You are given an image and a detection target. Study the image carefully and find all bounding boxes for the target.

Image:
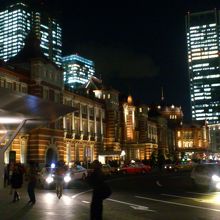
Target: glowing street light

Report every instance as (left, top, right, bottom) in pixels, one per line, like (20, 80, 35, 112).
(120, 150, 126, 157)
(120, 150, 126, 164)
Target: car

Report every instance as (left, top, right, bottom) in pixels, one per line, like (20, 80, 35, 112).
(101, 164, 113, 176)
(173, 161, 193, 172)
(69, 165, 88, 180)
(38, 167, 56, 189)
(136, 163, 151, 173)
(101, 164, 119, 175)
(190, 163, 220, 190)
(38, 166, 71, 189)
(118, 163, 151, 174)
(163, 164, 175, 172)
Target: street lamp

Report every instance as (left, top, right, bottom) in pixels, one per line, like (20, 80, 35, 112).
(120, 150, 126, 164)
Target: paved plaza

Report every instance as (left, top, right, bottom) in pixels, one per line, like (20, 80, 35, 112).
(0, 182, 92, 220)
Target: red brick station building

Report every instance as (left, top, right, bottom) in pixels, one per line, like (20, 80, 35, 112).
(0, 32, 211, 172)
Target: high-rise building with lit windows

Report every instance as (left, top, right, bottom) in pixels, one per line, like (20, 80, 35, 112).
(62, 54, 95, 89)
(186, 10, 220, 124)
(0, 0, 62, 66)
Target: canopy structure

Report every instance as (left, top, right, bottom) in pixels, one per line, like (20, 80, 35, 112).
(0, 87, 77, 147)
(0, 87, 76, 188)
(0, 88, 76, 124)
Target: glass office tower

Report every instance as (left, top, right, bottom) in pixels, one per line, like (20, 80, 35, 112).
(62, 54, 95, 89)
(0, 0, 62, 66)
(186, 10, 220, 124)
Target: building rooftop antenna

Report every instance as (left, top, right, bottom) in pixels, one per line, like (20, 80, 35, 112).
(161, 86, 164, 102)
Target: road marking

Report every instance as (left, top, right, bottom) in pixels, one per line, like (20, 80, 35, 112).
(135, 196, 220, 212)
(71, 189, 92, 198)
(130, 205, 151, 211)
(187, 191, 214, 196)
(161, 193, 204, 202)
(156, 181, 162, 187)
(82, 200, 90, 204)
(107, 198, 155, 212)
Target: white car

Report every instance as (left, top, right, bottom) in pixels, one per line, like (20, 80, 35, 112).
(190, 163, 220, 190)
(69, 165, 88, 180)
(39, 166, 71, 189)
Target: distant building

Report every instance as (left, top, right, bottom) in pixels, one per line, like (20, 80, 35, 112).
(82, 76, 122, 163)
(135, 104, 158, 160)
(120, 96, 158, 161)
(186, 10, 220, 124)
(0, 32, 104, 167)
(0, 27, 215, 165)
(208, 124, 220, 153)
(159, 104, 183, 124)
(175, 121, 210, 160)
(0, 0, 62, 66)
(147, 90, 184, 157)
(62, 54, 95, 89)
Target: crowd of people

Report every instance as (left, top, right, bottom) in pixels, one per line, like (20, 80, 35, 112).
(4, 162, 37, 204)
(3, 159, 112, 219)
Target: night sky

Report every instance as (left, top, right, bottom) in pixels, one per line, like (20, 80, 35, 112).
(47, 0, 220, 122)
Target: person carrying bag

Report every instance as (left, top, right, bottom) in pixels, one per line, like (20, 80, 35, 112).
(88, 160, 112, 220)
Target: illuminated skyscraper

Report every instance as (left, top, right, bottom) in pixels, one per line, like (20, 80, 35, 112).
(186, 10, 220, 124)
(0, 0, 62, 66)
(62, 54, 95, 89)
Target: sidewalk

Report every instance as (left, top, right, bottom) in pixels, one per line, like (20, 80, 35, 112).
(0, 183, 91, 220)
(0, 183, 34, 220)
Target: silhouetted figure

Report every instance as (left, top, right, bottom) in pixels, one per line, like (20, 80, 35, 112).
(27, 164, 37, 205)
(54, 164, 66, 199)
(88, 160, 112, 220)
(4, 164, 9, 188)
(11, 164, 23, 202)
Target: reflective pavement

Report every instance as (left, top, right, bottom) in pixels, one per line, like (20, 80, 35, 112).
(0, 182, 91, 220)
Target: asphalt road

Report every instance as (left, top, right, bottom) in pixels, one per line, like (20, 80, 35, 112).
(1, 171, 220, 220)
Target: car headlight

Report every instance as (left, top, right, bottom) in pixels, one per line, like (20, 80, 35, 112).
(216, 182, 220, 189)
(212, 174, 220, 182)
(64, 174, 71, 183)
(46, 175, 54, 184)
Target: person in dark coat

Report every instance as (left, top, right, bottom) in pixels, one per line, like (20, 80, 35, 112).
(27, 165, 37, 205)
(88, 160, 111, 220)
(10, 164, 23, 202)
(4, 164, 9, 188)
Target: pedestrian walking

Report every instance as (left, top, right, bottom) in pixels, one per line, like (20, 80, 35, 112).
(88, 160, 112, 220)
(54, 162, 66, 199)
(10, 164, 23, 202)
(4, 164, 9, 188)
(26, 164, 37, 205)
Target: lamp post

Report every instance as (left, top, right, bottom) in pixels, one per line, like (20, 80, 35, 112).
(120, 150, 126, 165)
